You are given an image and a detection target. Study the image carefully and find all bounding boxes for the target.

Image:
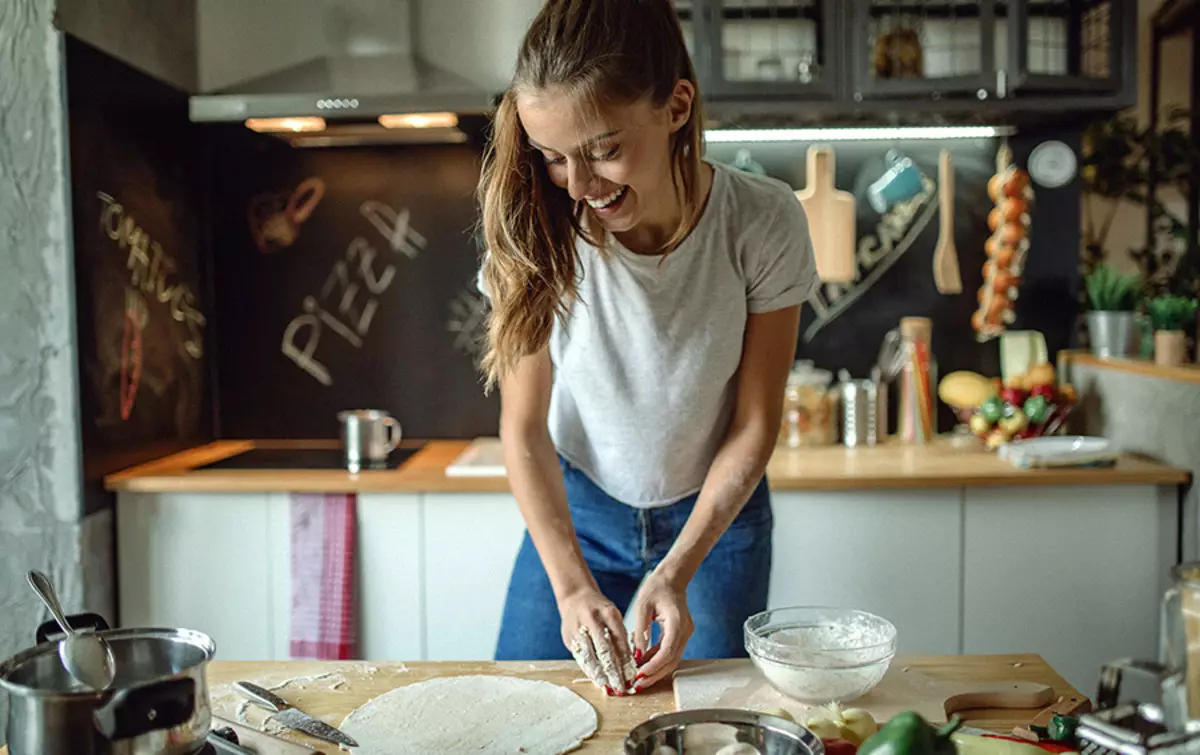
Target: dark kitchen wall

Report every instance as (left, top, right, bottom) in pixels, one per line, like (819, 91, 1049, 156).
(706, 130, 1082, 416)
(206, 125, 1081, 440)
(65, 36, 215, 514)
(206, 127, 496, 440)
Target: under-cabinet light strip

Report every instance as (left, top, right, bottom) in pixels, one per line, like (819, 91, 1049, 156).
(703, 126, 1012, 143)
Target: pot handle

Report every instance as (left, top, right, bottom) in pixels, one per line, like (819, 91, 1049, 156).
(94, 677, 197, 741)
(35, 612, 110, 644)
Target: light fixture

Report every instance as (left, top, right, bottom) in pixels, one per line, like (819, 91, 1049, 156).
(703, 125, 1012, 143)
(244, 117, 327, 134)
(378, 112, 459, 129)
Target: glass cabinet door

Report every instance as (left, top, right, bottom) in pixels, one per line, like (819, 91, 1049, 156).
(698, 0, 840, 98)
(1001, 0, 1129, 94)
(849, 0, 997, 100)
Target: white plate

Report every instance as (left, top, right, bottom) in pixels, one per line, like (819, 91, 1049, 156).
(998, 436, 1117, 469)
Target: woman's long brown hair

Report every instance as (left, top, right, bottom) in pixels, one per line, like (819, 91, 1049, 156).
(477, 0, 706, 390)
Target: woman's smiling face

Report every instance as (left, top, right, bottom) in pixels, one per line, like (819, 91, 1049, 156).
(516, 85, 692, 241)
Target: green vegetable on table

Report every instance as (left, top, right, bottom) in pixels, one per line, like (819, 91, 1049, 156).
(858, 712, 961, 755)
(1048, 714, 1078, 744)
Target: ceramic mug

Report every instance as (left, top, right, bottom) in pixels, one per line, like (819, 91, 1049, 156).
(868, 150, 925, 213)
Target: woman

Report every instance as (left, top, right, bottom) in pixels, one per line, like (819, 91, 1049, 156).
(477, 0, 817, 696)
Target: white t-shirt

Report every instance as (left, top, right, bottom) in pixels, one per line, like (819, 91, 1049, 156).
(482, 160, 818, 508)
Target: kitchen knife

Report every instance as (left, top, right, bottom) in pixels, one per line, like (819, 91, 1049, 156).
(234, 680, 359, 748)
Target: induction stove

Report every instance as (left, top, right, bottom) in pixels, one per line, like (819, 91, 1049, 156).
(193, 444, 424, 471)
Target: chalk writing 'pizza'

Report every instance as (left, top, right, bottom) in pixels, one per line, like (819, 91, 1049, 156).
(281, 201, 427, 386)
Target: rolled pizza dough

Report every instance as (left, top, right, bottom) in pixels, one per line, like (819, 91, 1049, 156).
(339, 675, 598, 754)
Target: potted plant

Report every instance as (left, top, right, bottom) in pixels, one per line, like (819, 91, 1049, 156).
(1084, 265, 1142, 359)
(1146, 294, 1199, 366)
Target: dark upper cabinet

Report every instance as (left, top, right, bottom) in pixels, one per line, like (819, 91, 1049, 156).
(674, 0, 1136, 117)
(677, 0, 843, 99)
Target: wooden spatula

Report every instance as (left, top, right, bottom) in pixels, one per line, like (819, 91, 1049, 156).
(795, 145, 857, 283)
(933, 149, 963, 294)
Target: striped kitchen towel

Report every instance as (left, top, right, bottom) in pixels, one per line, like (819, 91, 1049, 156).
(289, 493, 357, 660)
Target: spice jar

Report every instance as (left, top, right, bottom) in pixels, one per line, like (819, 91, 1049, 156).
(779, 361, 839, 447)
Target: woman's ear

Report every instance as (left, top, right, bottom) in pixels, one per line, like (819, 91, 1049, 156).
(666, 79, 695, 133)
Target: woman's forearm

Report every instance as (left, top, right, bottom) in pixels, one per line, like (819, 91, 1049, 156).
(654, 420, 776, 587)
(501, 426, 598, 602)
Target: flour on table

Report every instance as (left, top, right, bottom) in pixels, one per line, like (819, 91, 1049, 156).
(339, 675, 598, 755)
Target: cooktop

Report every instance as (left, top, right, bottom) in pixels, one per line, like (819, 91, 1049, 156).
(193, 445, 424, 471)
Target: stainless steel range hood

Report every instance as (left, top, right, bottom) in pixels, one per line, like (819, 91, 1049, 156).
(189, 0, 498, 124)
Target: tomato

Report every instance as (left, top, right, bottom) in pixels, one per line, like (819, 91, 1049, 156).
(823, 737, 859, 755)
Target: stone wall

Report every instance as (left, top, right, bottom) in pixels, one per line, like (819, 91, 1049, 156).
(0, 0, 91, 744)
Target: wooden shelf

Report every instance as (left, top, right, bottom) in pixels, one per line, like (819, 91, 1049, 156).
(1060, 350, 1200, 386)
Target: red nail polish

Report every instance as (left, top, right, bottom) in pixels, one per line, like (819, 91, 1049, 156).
(635, 673, 646, 681)
(634, 648, 643, 663)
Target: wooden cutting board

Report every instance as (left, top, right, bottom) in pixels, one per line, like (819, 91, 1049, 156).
(674, 659, 1055, 725)
(795, 145, 857, 283)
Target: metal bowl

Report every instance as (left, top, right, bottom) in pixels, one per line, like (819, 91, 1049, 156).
(625, 708, 825, 755)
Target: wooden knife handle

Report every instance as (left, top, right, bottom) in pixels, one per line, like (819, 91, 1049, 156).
(943, 682, 1055, 716)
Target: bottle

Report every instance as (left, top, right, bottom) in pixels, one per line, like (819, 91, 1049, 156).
(897, 317, 938, 444)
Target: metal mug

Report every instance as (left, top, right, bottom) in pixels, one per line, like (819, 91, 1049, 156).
(338, 409, 402, 471)
(0, 613, 214, 755)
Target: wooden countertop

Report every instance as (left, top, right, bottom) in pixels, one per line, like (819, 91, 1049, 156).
(81, 654, 1076, 754)
(104, 437, 1190, 494)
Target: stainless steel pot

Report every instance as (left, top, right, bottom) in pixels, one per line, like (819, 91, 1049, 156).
(0, 613, 215, 755)
(625, 708, 824, 755)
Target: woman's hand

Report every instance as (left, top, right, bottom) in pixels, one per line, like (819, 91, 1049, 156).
(628, 570, 694, 692)
(559, 588, 637, 695)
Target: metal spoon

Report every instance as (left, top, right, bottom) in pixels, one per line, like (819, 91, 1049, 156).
(27, 570, 116, 690)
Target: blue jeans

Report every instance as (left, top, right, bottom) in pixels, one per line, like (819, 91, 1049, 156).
(495, 456, 773, 660)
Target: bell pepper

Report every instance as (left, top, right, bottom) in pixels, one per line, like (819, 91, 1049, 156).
(1048, 714, 1078, 744)
(858, 712, 961, 755)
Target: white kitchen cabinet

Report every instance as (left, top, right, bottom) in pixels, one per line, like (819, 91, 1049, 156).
(117, 492, 286, 661)
(962, 484, 1177, 695)
(421, 493, 527, 660)
(356, 494, 424, 661)
(768, 490, 963, 656)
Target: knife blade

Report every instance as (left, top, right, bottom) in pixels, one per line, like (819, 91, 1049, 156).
(233, 680, 359, 748)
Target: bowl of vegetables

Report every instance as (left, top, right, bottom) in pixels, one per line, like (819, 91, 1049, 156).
(938, 363, 1076, 450)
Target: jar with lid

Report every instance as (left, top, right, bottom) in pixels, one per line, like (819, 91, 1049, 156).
(779, 361, 839, 447)
(897, 317, 938, 444)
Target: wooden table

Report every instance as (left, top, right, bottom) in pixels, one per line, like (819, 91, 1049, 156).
(0, 654, 1083, 755)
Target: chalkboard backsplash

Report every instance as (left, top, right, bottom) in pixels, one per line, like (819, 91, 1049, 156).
(65, 37, 214, 513)
(207, 128, 497, 440)
(205, 124, 1080, 439)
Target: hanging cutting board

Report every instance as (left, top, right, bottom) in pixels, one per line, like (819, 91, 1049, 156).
(795, 145, 857, 283)
(673, 659, 1054, 725)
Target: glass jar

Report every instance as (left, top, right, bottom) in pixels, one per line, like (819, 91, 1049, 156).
(779, 361, 839, 447)
(897, 317, 938, 444)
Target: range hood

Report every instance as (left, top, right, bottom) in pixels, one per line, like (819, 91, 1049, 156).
(189, 0, 499, 126)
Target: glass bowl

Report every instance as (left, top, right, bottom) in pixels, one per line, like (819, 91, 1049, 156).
(744, 606, 897, 704)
